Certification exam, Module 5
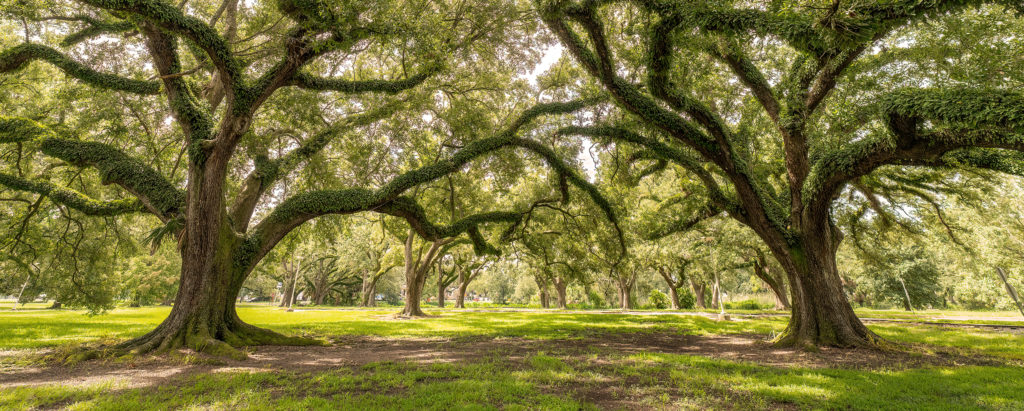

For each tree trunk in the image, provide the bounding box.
[667,286,680,310]
[689,278,706,309]
[48,301,62,309]
[553,277,568,309]
[658,267,681,310]
[455,269,470,309]
[617,277,633,310]
[437,274,446,308]
[711,273,721,309]
[361,274,379,307]
[400,265,427,316]
[770,214,879,348]
[534,275,550,308]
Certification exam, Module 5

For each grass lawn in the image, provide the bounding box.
[1,305,1022,410]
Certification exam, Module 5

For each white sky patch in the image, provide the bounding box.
[525,45,564,86]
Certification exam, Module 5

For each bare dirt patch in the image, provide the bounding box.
[0,332,1006,390]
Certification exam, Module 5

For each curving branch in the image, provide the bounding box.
[804,88,1024,203]
[245,99,623,267]
[80,0,245,104]
[290,68,438,94]
[0,117,184,220]
[55,15,136,46]
[229,101,407,231]
[0,173,143,216]
[0,44,160,95]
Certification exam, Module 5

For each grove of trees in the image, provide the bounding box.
[2,0,1023,356]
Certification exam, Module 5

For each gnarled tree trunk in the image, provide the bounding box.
[768,212,879,348]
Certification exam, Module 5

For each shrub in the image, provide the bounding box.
[677,288,695,309]
[725,299,767,310]
[648,289,669,309]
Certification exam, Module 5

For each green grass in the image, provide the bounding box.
[1,306,1022,410]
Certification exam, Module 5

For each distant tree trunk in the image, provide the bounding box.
[48,301,62,309]
[689,277,707,309]
[399,232,450,317]
[711,272,721,309]
[437,271,446,308]
[616,273,634,310]
[534,275,550,308]
[657,266,684,310]
[552,276,568,309]
[361,273,379,307]
[751,249,790,310]
[995,267,1024,318]
[280,260,299,309]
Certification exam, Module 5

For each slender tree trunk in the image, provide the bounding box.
[658,267,681,310]
[553,277,568,309]
[437,274,446,308]
[534,275,550,308]
[769,212,879,348]
[455,269,471,309]
[361,274,379,307]
[711,273,721,309]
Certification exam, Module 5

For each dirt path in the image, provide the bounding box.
[0,332,1004,390]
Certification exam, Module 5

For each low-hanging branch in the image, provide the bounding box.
[0,43,161,95]
[0,173,144,216]
[0,117,185,221]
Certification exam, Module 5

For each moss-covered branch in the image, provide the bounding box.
[290,68,437,94]
[0,173,143,216]
[0,116,184,219]
[804,88,1024,203]
[80,0,245,103]
[246,99,623,267]
[0,44,160,95]
[57,15,136,47]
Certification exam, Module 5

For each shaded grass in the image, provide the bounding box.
[1,306,1022,363]
[2,347,1023,410]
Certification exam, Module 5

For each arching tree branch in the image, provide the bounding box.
[0,43,160,94]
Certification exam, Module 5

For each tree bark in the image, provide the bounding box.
[534,275,550,308]
[769,213,880,348]
[360,273,379,307]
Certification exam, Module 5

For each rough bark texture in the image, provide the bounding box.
[617,277,634,310]
[751,250,790,310]
[658,266,685,310]
[768,212,880,348]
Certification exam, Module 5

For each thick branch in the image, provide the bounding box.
[0,173,143,216]
[0,44,160,94]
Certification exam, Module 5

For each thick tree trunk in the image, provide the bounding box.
[455,282,468,308]
[553,277,568,309]
[48,301,62,309]
[770,215,879,348]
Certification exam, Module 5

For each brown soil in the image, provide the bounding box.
[0,332,1005,391]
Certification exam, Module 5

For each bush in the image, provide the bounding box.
[677,288,695,309]
[648,289,669,309]
[586,290,605,308]
[724,299,768,310]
